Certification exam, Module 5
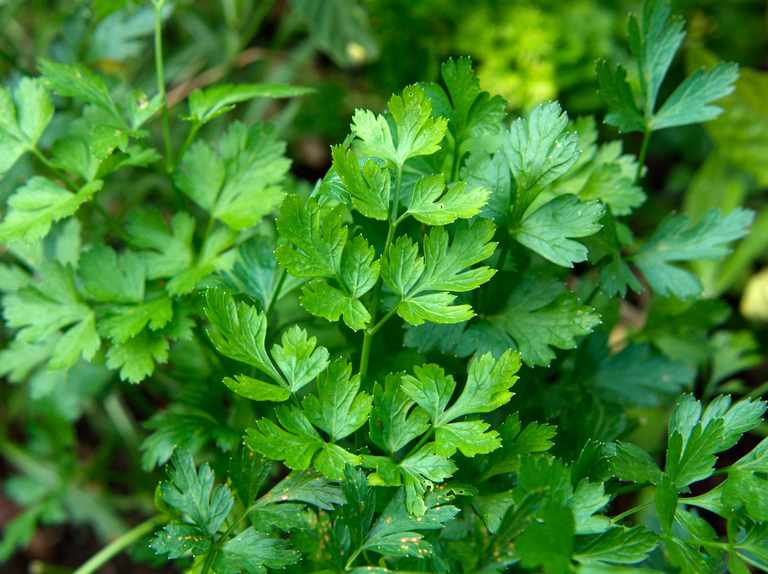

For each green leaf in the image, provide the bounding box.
[488,273,601,367]
[204,289,284,385]
[3,262,100,370]
[517,502,574,574]
[100,296,173,343]
[205,289,331,398]
[257,470,345,511]
[79,245,145,304]
[366,444,457,516]
[214,527,300,573]
[602,0,738,135]
[0,178,102,243]
[174,122,290,229]
[276,195,347,278]
[0,78,53,176]
[300,279,371,331]
[634,209,754,298]
[272,326,330,393]
[503,101,579,216]
[733,520,768,572]
[585,343,694,407]
[359,488,459,559]
[515,195,604,267]
[166,226,237,296]
[106,330,168,383]
[382,220,496,326]
[611,442,661,485]
[331,144,390,220]
[142,404,237,470]
[404,174,489,225]
[481,414,557,479]
[302,359,372,441]
[351,84,447,166]
[596,60,645,133]
[627,0,685,115]
[124,211,195,280]
[369,374,430,456]
[429,56,508,158]
[188,82,314,125]
[571,480,611,535]
[225,236,300,310]
[296,234,379,331]
[574,526,658,565]
[152,450,295,571]
[400,350,520,457]
[246,407,324,473]
[652,63,738,130]
[222,375,291,403]
[158,450,233,537]
[665,394,766,489]
[39,59,125,127]
[245,406,359,480]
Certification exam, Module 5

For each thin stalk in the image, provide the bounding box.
[359,330,374,383]
[29,146,58,171]
[358,166,403,381]
[200,546,218,574]
[265,267,288,317]
[73,515,166,574]
[175,121,201,168]
[450,137,461,183]
[635,126,651,183]
[153,0,173,172]
[345,547,364,571]
[404,427,434,460]
[611,501,652,524]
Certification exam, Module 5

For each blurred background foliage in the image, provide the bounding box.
[1,0,767,571]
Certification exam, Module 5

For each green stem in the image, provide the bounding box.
[200,545,219,574]
[405,427,434,460]
[345,547,364,571]
[73,515,166,574]
[611,501,652,524]
[358,165,403,381]
[266,267,288,317]
[175,121,200,168]
[368,306,397,337]
[29,145,58,171]
[450,137,461,183]
[153,0,173,172]
[635,126,651,183]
